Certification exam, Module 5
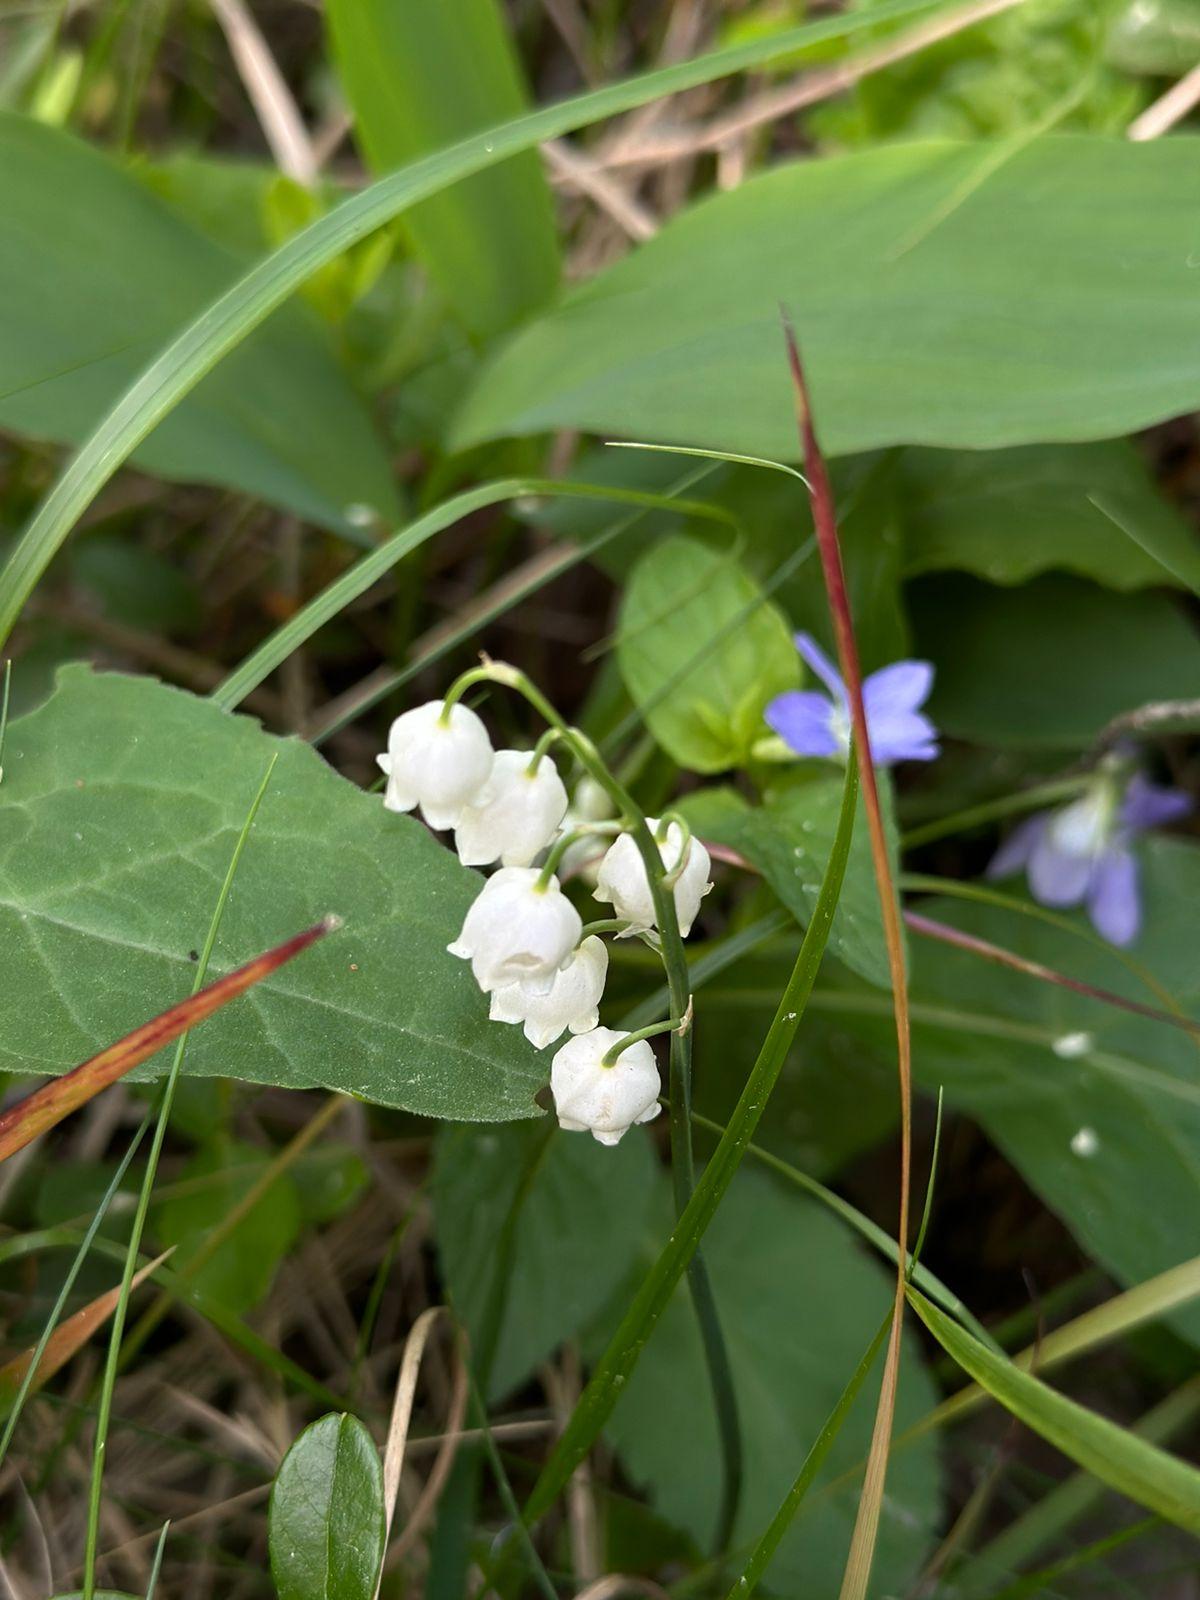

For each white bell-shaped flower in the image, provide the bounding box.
[454,749,569,869]
[550,1026,662,1146]
[448,867,581,995]
[376,701,492,830]
[489,935,608,1049]
[594,819,712,937]
[557,776,616,884]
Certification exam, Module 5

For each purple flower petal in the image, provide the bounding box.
[765,691,840,758]
[793,633,846,702]
[1120,772,1192,834]
[863,659,935,720]
[1088,845,1140,946]
[867,709,940,765]
[1028,829,1094,908]
[987,813,1048,880]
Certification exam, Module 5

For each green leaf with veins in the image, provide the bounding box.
[0,667,544,1122]
[617,535,800,773]
[269,1413,385,1600]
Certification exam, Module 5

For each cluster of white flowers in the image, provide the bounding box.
[378,697,713,1145]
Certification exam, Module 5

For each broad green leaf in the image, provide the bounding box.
[820,837,1200,1345]
[327,0,559,337]
[432,1121,657,1400]
[0,114,397,537]
[898,441,1194,589]
[0,667,544,1122]
[0,0,947,647]
[911,574,1200,747]
[269,1413,385,1600]
[600,1170,942,1596]
[1108,0,1200,75]
[680,774,897,987]
[910,1290,1200,1534]
[453,137,1200,461]
[153,1141,301,1315]
[617,535,800,773]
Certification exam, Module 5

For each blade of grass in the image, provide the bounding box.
[144,1521,169,1599]
[908,1288,1200,1535]
[0,1250,170,1410]
[781,321,913,1600]
[212,477,735,711]
[515,749,859,1537]
[0,1117,150,1463]
[0,657,11,781]
[0,0,950,649]
[0,917,336,1164]
[979,1517,1162,1600]
[80,754,282,1600]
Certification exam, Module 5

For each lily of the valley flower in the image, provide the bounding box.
[448,867,581,994]
[766,633,939,766]
[550,1026,662,1146]
[377,701,493,830]
[489,934,608,1049]
[987,771,1191,946]
[594,819,712,937]
[454,749,569,868]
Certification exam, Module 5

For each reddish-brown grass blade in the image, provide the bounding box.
[0,1249,172,1408]
[0,917,338,1165]
[781,318,912,1600]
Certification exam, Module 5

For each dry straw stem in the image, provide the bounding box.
[0,919,336,1166]
[377,1305,448,1585]
[598,0,1029,169]
[782,322,912,1600]
[207,0,318,183]
[1128,58,1200,141]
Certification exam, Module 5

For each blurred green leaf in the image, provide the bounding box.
[911,1289,1200,1533]
[0,667,545,1121]
[617,535,800,773]
[433,1121,657,1400]
[0,114,398,536]
[911,574,1200,747]
[294,1144,369,1225]
[327,0,559,337]
[69,536,200,634]
[153,1141,301,1314]
[1107,0,1200,75]
[269,1413,385,1600]
[599,1169,942,1596]
[454,137,1200,462]
[680,774,897,987]
[899,441,1194,589]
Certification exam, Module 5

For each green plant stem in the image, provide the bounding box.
[601,1016,683,1063]
[448,660,744,1549]
[900,777,1089,850]
[514,749,859,1548]
[80,755,277,1600]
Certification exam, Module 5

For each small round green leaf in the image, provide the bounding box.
[269,1413,385,1600]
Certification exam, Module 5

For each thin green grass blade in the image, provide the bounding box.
[80,755,279,1600]
[0,0,948,649]
[908,1288,1200,1536]
[213,478,736,711]
[517,751,860,1533]
[143,1521,169,1599]
[727,1313,891,1600]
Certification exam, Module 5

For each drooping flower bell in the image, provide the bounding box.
[489,935,608,1049]
[377,701,493,830]
[987,769,1191,946]
[454,749,569,869]
[594,819,712,937]
[448,867,582,994]
[550,1026,662,1146]
[765,633,939,766]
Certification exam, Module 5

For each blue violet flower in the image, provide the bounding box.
[987,770,1191,947]
[765,633,939,767]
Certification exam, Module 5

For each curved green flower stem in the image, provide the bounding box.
[534,822,623,890]
[80,754,278,1600]
[504,749,860,1570]
[446,659,743,1552]
[580,917,631,937]
[899,776,1089,851]
[526,726,565,774]
[601,1016,685,1065]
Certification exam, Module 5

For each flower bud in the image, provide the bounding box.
[448,867,581,995]
[594,819,712,937]
[376,701,493,831]
[489,935,608,1049]
[550,1026,662,1146]
[454,750,569,869]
